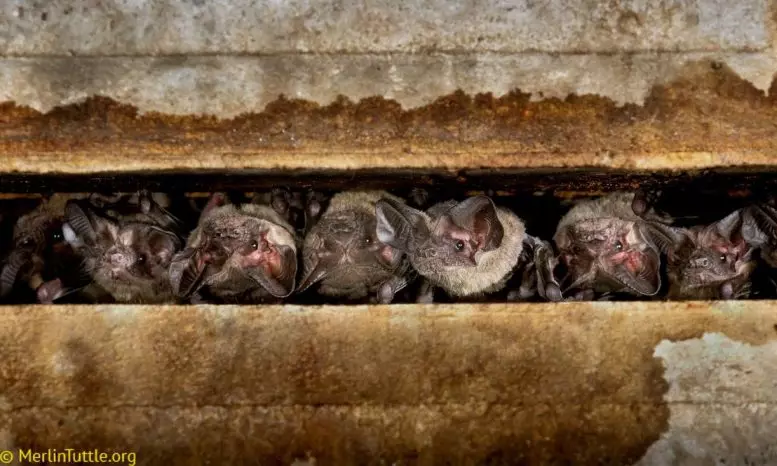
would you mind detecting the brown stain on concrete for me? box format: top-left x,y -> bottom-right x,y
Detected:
0,61 -> 777,174
0,302 -> 775,464
0,59 -> 775,463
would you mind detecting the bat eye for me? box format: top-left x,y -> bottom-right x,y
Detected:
21,238 -> 32,247
365,237 -> 372,245
52,232 -> 63,241
455,240 -> 465,251
719,255 -> 727,262
614,241 -> 623,251
137,255 -> 146,264
251,240 -> 259,250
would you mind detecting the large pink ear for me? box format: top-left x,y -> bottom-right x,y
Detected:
708,210 -> 748,256
245,245 -> 297,298
446,196 -> 504,251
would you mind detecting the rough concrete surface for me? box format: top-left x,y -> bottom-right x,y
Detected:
2,52 -> 777,116
0,302 -> 773,465
3,63 -> 777,175
637,333 -> 777,465
0,0 -> 769,55
1,2 -> 777,464
0,0 -> 775,115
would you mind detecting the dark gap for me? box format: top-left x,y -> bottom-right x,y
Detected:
0,168 -> 776,305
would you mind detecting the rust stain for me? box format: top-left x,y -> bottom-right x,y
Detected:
0,62 -> 777,173
0,302 -> 775,464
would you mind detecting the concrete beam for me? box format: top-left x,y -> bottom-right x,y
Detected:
0,0 -> 770,56
0,302 -> 774,464
1,52 -> 776,117
2,61 -> 777,176
0,0 -> 776,116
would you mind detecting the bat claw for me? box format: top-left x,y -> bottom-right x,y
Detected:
377,282 -> 395,304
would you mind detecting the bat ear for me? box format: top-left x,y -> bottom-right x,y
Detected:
276,246 -> 298,296
609,247 -> 662,296
446,196 -> 504,251
708,210 -> 751,257
246,245 -> 297,298
297,233 -> 331,292
375,198 -> 425,251
169,247 -> 206,298
553,225 -> 574,250
200,192 -> 229,222
713,210 -> 744,240
637,221 -> 689,255
741,204 -> 775,247
147,227 -> 181,264
65,200 -> 97,242
65,200 -> 117,244
0,249 -> 29,297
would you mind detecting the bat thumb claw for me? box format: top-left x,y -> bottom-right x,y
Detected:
544,283 -> 563,302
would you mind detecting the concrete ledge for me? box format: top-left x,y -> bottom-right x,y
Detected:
2,62 -> 777,175
1,53 -> 775,116
0,0 -> 768,55
0,302 -> 775,464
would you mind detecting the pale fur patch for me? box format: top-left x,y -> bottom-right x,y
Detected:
190,203 -> 298,251
555,192 -> 638,235
326,191 -> 404,216
62,223 -> 82,247
118,228 -> 134,247
433,207 -> 525,297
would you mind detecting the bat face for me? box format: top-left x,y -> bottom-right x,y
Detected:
297,208 -> 403,298
555,217 -> 662,297
668,210 -> 754,299
0,206 -> 79,299
65,200 -> 181,303
169,203 -> 298,302
375,196 -> 504,275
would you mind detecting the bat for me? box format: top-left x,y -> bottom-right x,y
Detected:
64,193 -> 182,303
169,193 -> 299,304
665,209 -> 757,300
375,195 -> 560,302
554,192 -> 683,299
296,191 -> 411,303
0,194 -> 90,303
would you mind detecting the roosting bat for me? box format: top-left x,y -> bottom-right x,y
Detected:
169,193 -> 299,304
296,191 -> 412,303
554,192 -> 686,300
375,195 -> 560,302
664,209 -> 757,300
0,194 -> 90,303
64,192 -> 183,303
